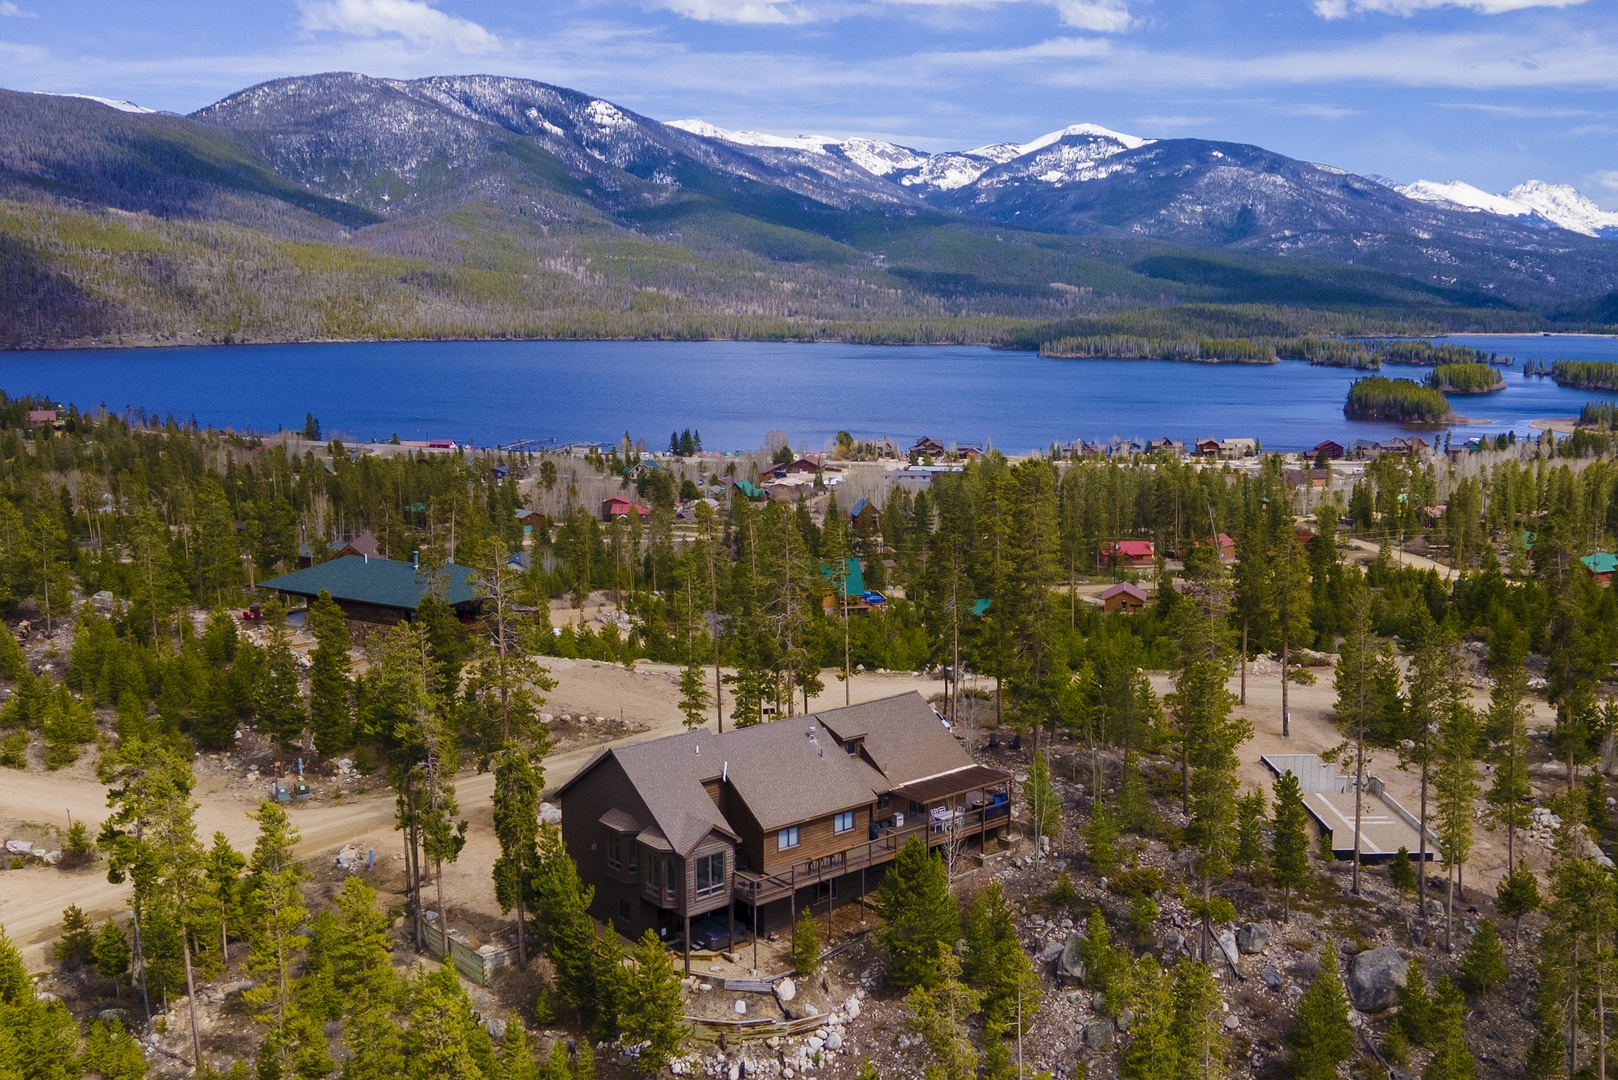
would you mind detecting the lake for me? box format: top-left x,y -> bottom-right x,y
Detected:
2,335 -> 1617,453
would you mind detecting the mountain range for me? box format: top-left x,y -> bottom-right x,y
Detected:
2,71 -> 1616,350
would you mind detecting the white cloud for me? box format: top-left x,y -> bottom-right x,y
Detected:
651,0 -> 825,23
647,0 -> 1135,32
1314,0 -> 1586,19
1051,0 -> 1133,31
0,1 -> 38,16
298,0 -> 500,53
1596,171 -> 1618,191
1279,103 -> 1363,117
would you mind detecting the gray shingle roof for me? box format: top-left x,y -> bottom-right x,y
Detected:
815,692 -> 975,787
561,692 -> 976,858
259,556 -> 480,611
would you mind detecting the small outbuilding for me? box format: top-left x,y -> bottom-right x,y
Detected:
1100,582 -> 1148,614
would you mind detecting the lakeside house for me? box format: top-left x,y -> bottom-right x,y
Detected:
1312,439 -> 1345,460
259,555 -> 481,624
554,692 -> 1011,964
910,437 -> 945,458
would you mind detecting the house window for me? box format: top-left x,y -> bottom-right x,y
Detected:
606,833 -> 622,871
845,741 -> 858,755
816,879 -> 840,901
778,826 -> 800,851
696,853 -> 725,897
618,898 -> 630,920
877,794 -> 890,811
834,811 -> 854,834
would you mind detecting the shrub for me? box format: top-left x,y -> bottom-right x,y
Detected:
1458,920 -> 1508,995
1388,847 -> 1416,896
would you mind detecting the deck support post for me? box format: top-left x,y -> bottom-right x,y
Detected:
683,913 -> 691,977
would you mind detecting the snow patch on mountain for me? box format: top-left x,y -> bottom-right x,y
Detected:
1399,178 -> 1618,238
1012,123 -> 1151,157
37,92 -> 153,114
667,119 -> 836,153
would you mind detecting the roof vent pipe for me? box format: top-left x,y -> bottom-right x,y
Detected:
722,762 -> 728,782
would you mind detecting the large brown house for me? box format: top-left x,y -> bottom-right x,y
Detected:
555,693 -> 1010,962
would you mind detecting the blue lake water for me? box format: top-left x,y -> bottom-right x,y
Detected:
2,335 -> 1617,453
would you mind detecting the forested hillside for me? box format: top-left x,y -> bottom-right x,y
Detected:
0,79 -> 1610,351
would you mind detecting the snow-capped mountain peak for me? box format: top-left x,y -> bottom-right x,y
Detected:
1012,122 -> 1151,157
34,91 -> 153,114
1505,181 -> 1618,238
1398,177 -> 1618,238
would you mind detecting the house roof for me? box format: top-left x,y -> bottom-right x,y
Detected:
1582,553 -> 1618,575
1108,540 -> 1155,558
816,693 -> 976,789
1100,582 -> 1148,602
557,692 -> 988,856
259,556 -> 480,611
821,557 -> 865,599
890,763 -> 1010,805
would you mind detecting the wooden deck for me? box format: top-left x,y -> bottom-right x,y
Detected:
732,802 -> 1009,906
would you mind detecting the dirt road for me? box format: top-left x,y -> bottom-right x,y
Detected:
0,661 -> 953,968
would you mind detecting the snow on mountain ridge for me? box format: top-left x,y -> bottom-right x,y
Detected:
667,117 -> 1150,192
1399,178 -> 1618,238
35,92 -> 153,114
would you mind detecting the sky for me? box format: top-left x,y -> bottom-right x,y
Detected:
1,0 -> 1615,203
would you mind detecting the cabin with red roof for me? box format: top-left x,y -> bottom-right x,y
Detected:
601,495 -> 652,521
1101,540 -> 1156,568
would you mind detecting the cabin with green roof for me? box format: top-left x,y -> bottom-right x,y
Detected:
259,556 -> 482,624
1581,552 -> 1617,585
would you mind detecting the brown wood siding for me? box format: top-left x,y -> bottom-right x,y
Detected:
761,806 -> 870,874
557,756 -> 658,936
682,831 -> 734,918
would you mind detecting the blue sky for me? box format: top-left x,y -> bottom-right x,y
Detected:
2,0 -> 1614,202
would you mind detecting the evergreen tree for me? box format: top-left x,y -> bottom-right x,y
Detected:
1398,958 -> 1434,1045
405,966 -> 486,1080
905,947 -> 980,1080
1287,947 -> 1354,1080
874,836 -> 960,993
792,909 -> 820,975
1389,847 -> 1416,896
57,904 -> 94,968
494,1023 -> 541,1080
533,829 -> 612,1032
1023,750 -> 1061,854
677,659 -> 709,731
1495,861 -> 1542,947
1433,698 -> 1480,952
1423,977 -> 1476,1080
1235,788 -> 1267,875
84,1019 -> 148,1080
962,881 -> 1039,1030
308,590 -> 353,756
203,831 -> 246,968
1458,919 -> 1508,995
1270,771 -> 1310,922
1484,620 -> 1533,867
620,930 -> 685,1074
492,744 -> 543,967
256,601 -> 308,752
1171,956 -> 1229,1080
1084,796 -> 1118,878
1122,956 -> 1181,1080
1081,908 -> 1127,1018
1333,585 -> 1396,894
243,800 -> 309,1072
94,919 -> 132,991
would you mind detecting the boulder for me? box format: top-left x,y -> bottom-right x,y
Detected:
1036,938 -> 1065,964
845,997 -> 861,1020
539,802 -> 563,826
1083,1020 -> 1115,1051
826,1031 -> 843,1052
1059,931 -> 1087,981
1216,930 -> 1242,969
484,1017 -> 507,1040
1349,947 -> 1408,1013
777,978 -> 796,1002
1236,923 -> 1270,955
1261,966 -> 1283,990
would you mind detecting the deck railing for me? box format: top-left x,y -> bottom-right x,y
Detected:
731,799 -> 1010,906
